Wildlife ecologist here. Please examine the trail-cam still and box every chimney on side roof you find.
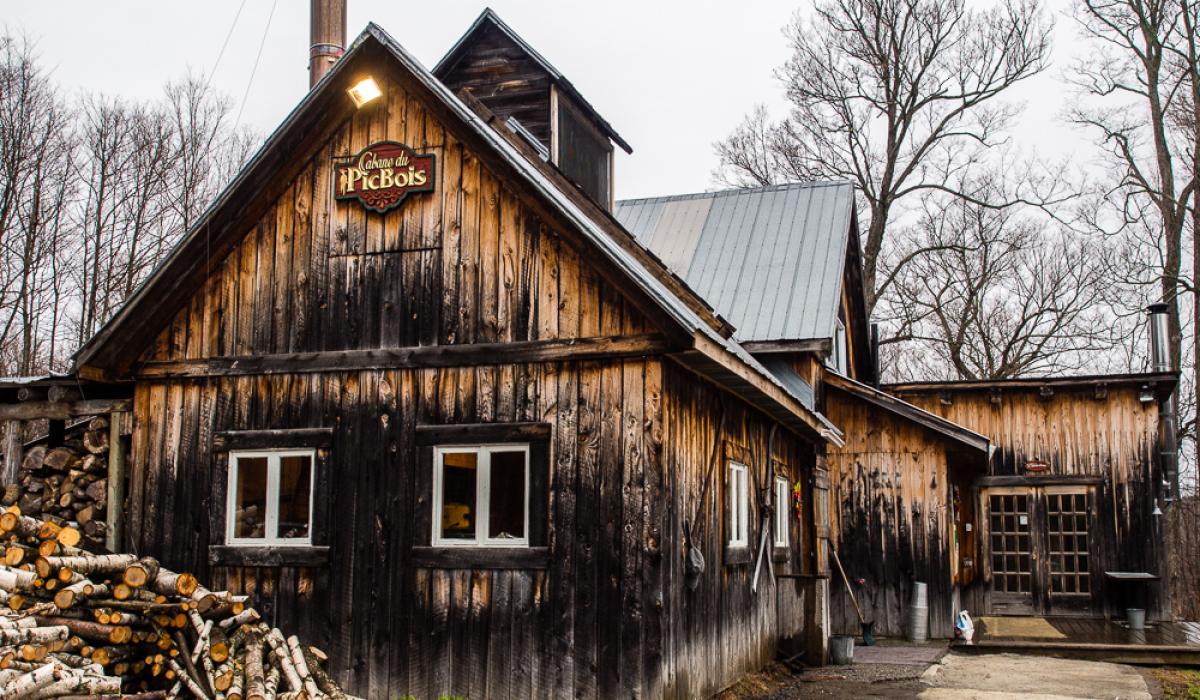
[310,0,347,89]
[1147,303,1172,373]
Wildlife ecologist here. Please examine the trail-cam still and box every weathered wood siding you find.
[659,361,814,699]
[438,23,553,147]
[899,386,1163,617]
[119,57,820,698]
[825,390,958,638]
[142,69,648,363]
[128,359,815,699]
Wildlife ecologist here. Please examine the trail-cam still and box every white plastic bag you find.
[954,610,975,644]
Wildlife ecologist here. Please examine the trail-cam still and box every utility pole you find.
[310,0,347,88]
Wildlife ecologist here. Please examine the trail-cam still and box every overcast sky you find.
[6,0,1091,201]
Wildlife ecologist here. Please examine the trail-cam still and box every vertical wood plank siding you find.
[899,387,1162,618]
[824,392,957,638]
[121,61,820,697]
[130,361,815,698]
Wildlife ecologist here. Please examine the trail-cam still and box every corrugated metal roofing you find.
[616,182,855,343]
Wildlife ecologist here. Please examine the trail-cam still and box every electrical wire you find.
[203,0,248,95]
[234,0,279,129]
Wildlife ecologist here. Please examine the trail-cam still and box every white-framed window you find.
[433,444,530,547]
[728,460,749,548]
[226,449,315,546]
[774,476,790,547]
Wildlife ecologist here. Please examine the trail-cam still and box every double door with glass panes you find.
[986,486,1094,615]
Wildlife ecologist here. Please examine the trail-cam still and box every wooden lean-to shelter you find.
[52,12,847,699]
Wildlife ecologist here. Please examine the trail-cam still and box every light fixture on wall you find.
[347,77,382,108]
[1152,499,1164,517]
[1138,384,1155,403]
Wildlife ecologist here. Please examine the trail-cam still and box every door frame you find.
[982,484,1098,616]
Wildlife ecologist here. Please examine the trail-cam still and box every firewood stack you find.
[0,508,359,699]
[2,418,115,551]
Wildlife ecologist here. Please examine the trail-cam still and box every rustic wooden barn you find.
[823,374,989,639]
[36,13,851,699]
[890,371,1176,621]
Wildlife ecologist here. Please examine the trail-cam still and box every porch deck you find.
[953,616,1200,666]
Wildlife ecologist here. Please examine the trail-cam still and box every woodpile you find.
[0,507,359,699]
[2,418,114,551]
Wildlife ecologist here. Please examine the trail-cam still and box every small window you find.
[433,444,530,547]
[830,319,848,374]
[226,450,315,546]
[774,476,790,547]
[728,461,749,548]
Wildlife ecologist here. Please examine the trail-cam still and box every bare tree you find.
[0,30,257,377]
[714,0,1055,310]
[881,176,1110,380]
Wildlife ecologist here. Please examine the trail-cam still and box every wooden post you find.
[309,0,346,88]
[106,412,125,552]
[3,419,21,486]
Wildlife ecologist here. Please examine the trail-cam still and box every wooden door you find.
[985,486,1095,616]
[1042,487,1093,615]
[987,490,1035,614]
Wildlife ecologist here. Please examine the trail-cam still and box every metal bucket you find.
[1127,608,1146,630]
[906,582,929,642]
[830,635,855,665]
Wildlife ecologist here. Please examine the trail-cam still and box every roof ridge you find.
[616,179,854,206]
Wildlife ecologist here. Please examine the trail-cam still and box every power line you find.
[204,0,248,94]
[234,0,279,129]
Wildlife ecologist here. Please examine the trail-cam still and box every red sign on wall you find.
[335,141,435,213]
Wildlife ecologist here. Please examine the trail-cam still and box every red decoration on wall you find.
[334,141,436,214]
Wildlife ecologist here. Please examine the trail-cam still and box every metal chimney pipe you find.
[310,0,347,89]
[1147,302,1172,373]
[1147,303,1180,502]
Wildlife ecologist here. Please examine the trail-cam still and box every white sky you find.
[5,0,1093,201]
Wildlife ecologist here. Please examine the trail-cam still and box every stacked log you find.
[2,418,115,551]
[0,508,359,699]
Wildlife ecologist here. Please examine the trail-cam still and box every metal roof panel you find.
[616,182,855,342]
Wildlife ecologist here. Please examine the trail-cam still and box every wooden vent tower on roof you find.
[435,8,632,211]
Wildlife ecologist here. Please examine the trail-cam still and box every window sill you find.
[772,547,791,563]
[724,546,752,566]
[410,546,550,570]
[209,545,330,568]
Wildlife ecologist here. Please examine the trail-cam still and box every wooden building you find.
[41,12,851,699]
[0,8,1182,700]
[890,372,1176,621]
[617,182,1180,640]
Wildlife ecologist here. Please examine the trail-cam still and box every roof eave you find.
[827,371,990,454]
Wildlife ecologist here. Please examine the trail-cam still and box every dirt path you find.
[722,649,1158,699]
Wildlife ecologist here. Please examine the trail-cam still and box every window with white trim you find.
[774,476,790,547]
[728,461,749,548]
[433,444,530,547]
[226,449,315,546]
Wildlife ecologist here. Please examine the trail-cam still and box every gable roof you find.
[71,23,840,446]
[433,8,633,154]
[615,181,856,343]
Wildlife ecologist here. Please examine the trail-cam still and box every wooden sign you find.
[335,141,435,213]
[1024,459,1050,473]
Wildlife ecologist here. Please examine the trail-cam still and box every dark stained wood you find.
[209,546,331,567]
[414,421,550,445]
[138,334,674,378]
[410,546,550,569]
[212,427,334,450]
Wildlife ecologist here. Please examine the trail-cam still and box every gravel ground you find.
[718,660,930,699]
